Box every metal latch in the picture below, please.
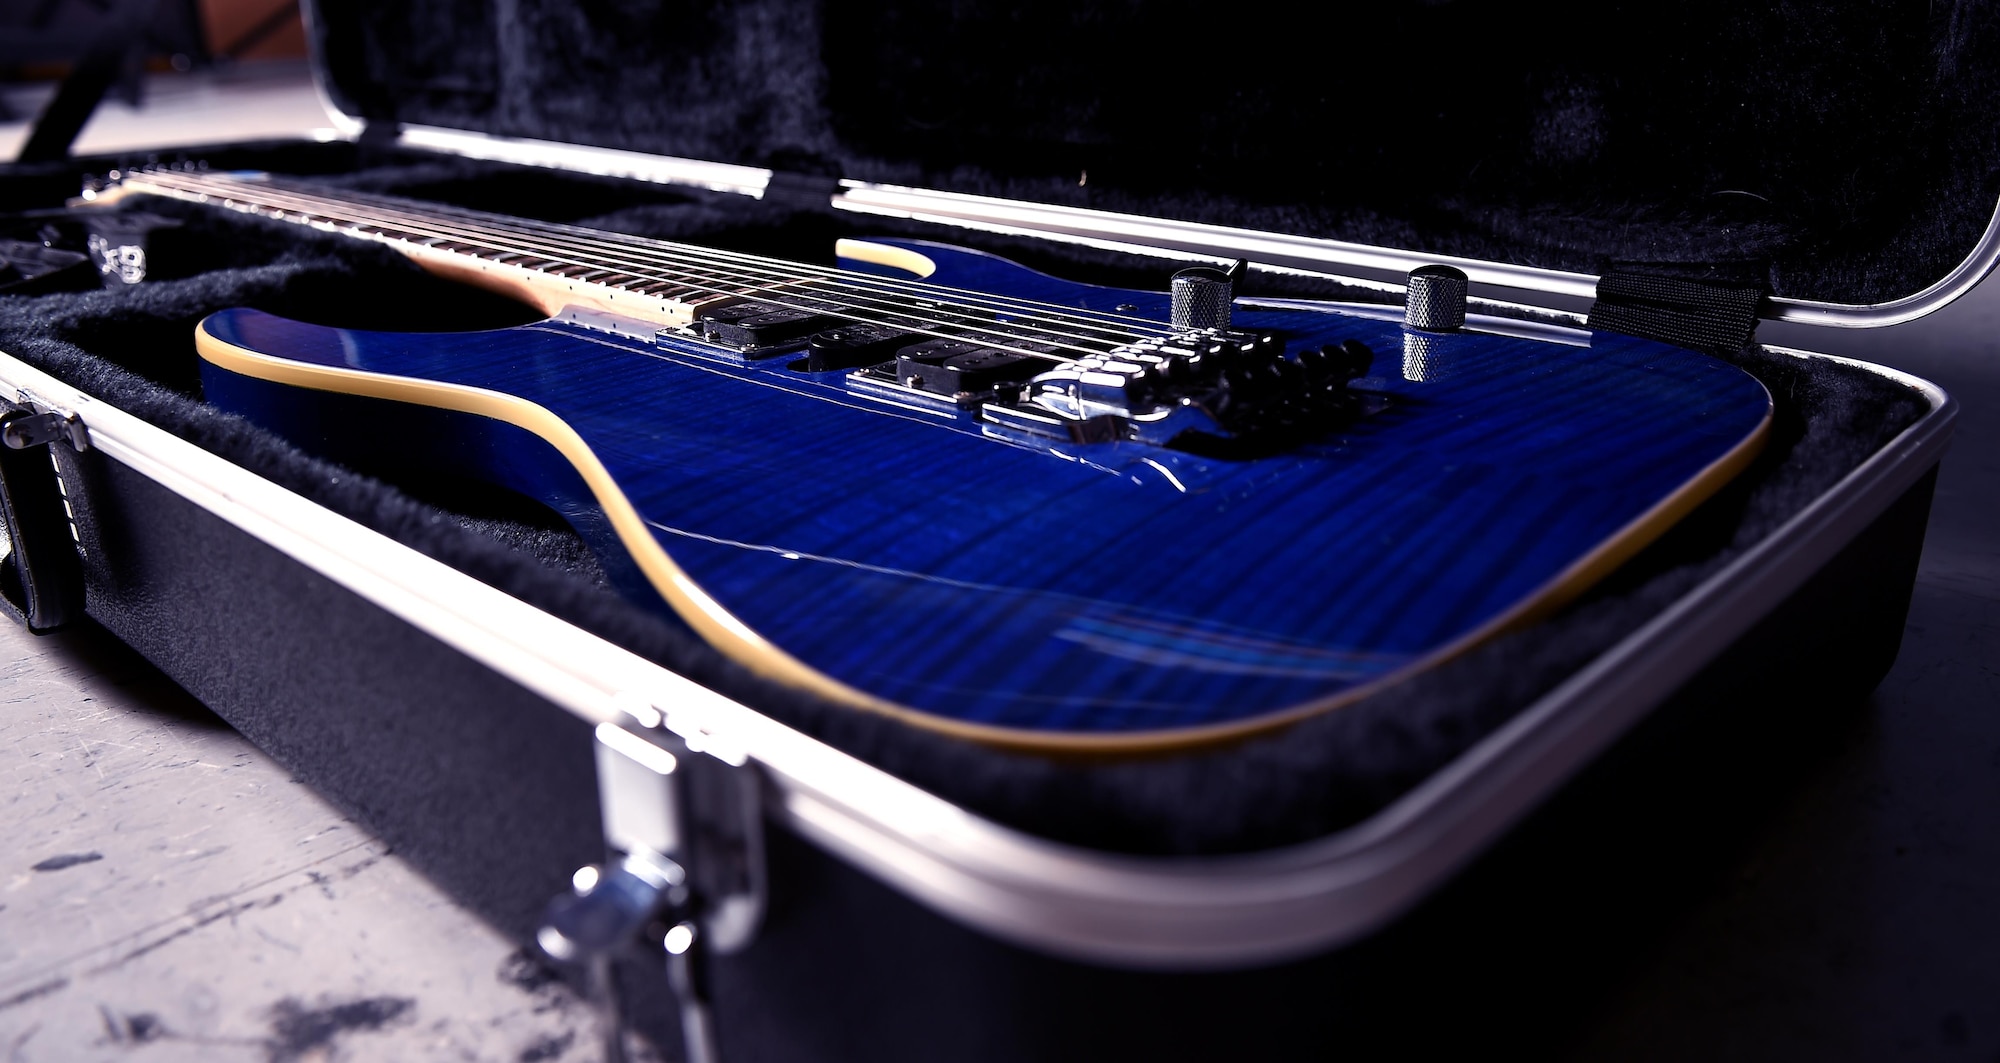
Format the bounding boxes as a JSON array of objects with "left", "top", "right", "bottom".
[
  {"left": 538, "top": 716, "right": 765, "bottom": 1063},
  {"left": 2, "top": 409, "right": 88, "bottom": 452}
]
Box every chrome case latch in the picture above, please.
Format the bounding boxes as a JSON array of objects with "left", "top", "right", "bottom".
[
  {"left": 2, "top": 409, "right": 88, "bottom": 452},
  {"left": 537, "top": 717, "right": 765, "bottom": 1063}
]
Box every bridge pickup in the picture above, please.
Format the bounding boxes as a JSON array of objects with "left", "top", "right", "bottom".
[
  {"left": 895, "top": 339, "right": 1048, "bottom": 401},
  {"left": 699, "top": 302, "right": 842, "bottom": 353},
  {"left": 801, "top": 323, "right": 923, "bottom": 372}
]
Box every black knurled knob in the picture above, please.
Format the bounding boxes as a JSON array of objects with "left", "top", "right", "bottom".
[
  {"left": 1405, "top": 265, "right": 1468, "bottom": 332},
  {"left": 1171, "top": 267, "right": 1233, "bottom": 330}
]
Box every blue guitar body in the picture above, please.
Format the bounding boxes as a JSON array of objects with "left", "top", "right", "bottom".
[{"left": 196, "top": 238, "right": 1771, "bottom": 751}]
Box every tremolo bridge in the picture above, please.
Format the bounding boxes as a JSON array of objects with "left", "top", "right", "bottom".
[{"left": 983, "top": 329, "right": 1375, "bottom": 456}]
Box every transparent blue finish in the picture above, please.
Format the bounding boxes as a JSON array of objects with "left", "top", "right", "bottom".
[{"left": 199, "top": 240, "right": 1771, "bottom": 738}]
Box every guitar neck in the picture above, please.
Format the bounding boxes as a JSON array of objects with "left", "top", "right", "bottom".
[
  {"left": 112, "top": 169, "right": 796, "bottom": 329},
  {"left": 98, "top": 169, "right": 1168, "bottom": 368}
]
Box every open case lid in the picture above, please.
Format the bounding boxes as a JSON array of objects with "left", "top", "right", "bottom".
[{"left": 304, "top": 0, "right": 2000, "bottom": 327}]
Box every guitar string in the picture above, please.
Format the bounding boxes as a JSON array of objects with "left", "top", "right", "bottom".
[
  {"left": 135, "top": 175, "right": 1108, "bottom": 362},
  {"left": 228, "top": 173, "right": 1184, "bottom": 341},
  {"left": 154, "top": 179, "right": 1128, "bottom": 362},
  {"left": 209, "top": 175, "right": 1176, "bottom": 348},
  {"left": 137, "top": 173, "right": 1187, "bottom": 355},
  {"left": 278, "top": 177, "right": 1184, "bottom": 340},
  {"left": 126, "top": 170, "right": 1086, "bottom": 338}
]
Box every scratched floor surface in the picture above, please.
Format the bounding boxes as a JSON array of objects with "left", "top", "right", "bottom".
[
  {"left": 0, "top": 618, "right": 607, "bottom": 1063},
  {"left": 0, "top": 62, "right": 613, "bottom": 1063}
]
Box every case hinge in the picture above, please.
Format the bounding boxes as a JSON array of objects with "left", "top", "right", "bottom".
[
  {"left": 537, "top": 716, "right": 764, "bottom": 1063},
  {"left": 0, "top": 397, "right": 89, "bottom": 633}
]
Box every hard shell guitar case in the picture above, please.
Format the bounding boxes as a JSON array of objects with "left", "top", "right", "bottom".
[{"left": 0, "top": 1, "right": 1979, "bottom": 1058}]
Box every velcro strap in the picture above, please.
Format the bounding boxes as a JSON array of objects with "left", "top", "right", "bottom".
[{"left": 1588, "top": 267, "right": 1766, "bottom": 356}]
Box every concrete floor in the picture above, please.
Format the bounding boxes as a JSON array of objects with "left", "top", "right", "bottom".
[
  {"left": 0, "top": 62, "right": 1995, "bottom": 1062},
  {"left": 0, "top": 618, "right": 607, "bottom": 1061},
  {"left": 0, "top": 63, "right": 630, "bottom": 1063}
]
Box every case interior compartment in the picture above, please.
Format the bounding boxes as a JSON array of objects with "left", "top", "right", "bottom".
[{"left": 0, "top": 142, "right": 1938, "bottom": 860}]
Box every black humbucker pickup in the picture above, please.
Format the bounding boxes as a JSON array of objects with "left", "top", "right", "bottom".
[
  {"left": 895, "top": 339, "right": 1047, "bottom": 396},
  {"left": 700, "top": 302, "right": 841, "bottom": 352}
]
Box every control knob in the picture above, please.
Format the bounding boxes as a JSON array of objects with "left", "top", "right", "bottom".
[
  {"left": 1171, "top": 265, "right": 1238, "bottom": 330},
  {"left": 1404, "top": 264, "right": 1468, "bottom": 332}
]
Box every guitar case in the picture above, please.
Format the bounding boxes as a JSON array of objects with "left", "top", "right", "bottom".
[{"left": 0, "top": 3, "right": 1976, "bottom": 1057}]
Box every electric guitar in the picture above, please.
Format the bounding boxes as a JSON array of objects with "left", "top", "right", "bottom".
[{"left": 92, "top": 168, "right": 1771, "bottom": 753}]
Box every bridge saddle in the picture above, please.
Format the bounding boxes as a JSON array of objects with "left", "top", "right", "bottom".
[{"left": 983, "top": 329, "right": 1374, "bottom": 457}]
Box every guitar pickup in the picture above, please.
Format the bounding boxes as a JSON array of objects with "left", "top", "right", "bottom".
[
  {"left": 699, "top": 302, "right": 843, "bottom": 353},
  {"left": 895, "top": 339, "right": 1048, "bottom": 400}
]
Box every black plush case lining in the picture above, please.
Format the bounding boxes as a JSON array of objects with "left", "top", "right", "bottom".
[{"left": 316, "top": 0, "right": 2000, "bottom": 308}]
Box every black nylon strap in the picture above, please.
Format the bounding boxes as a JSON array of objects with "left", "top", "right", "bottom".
[
  {"left": 1587, "top": 267, "right": 1767, "bottom": 356},
  {"left": 760, "top": 171, "right": 842, "bottom": 210},
  {"left": 0, "top": 411, "right": 85, "bottom": 633}
]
